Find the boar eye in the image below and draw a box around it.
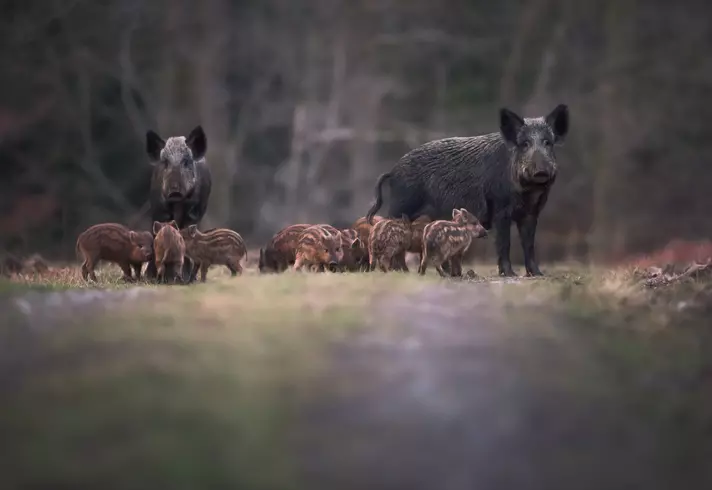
[521,140,531,151]
[542,139,552,148]
[183,159,191,167]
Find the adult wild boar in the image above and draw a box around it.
[143,125,212,281]
[366,104,569,277]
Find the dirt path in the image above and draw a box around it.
[294,281,707,490]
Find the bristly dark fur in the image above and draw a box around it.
[366,104,569,277]
[145,126,212,282]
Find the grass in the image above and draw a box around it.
[0,262,433,490]
[2,257,712,488]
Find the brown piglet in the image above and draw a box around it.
[76,223,154,282]
[368,215,412,272]
[293,225,344,272]
[153,220,186,284]
[181,225,247,282]
[352,215,383,270]
[338,228,364,272]
[418,208,487,277]
[259,224,311,273]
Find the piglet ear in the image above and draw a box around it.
[188,224,198,237]
[146,130,165,163]
[129,231,138,243]
[351,237,361,249]
[452,209,461,220]
[168,220,179,230]
[152,221,163,234]
[186,125,207,160]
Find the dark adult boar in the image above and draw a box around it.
[366,105,569,277]
[144,126,212,281]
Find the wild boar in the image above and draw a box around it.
[368,216,412,272]
[338,228,364,272]
[352,215,384,271]
[259,224,312,273]
[405,215,432,266]
[75,223,153,282]
[293,225,344,272]
[315,224,360,272]
[418,208,487,277]
[153,220,186,284]
[145,126,212,282]
[366,104,569,277]
[181,225,247,282]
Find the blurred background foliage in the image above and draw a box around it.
[1,0,711,262]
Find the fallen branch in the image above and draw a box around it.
[639,260,712,288]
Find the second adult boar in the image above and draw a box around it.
[145,126,212,281]
[366,104,569,277]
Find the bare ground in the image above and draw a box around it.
[2,265,712,489]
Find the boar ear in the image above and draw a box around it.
[152,221,163,234]
[499,107,524,145]
[545,104,569,143]
[146,130,165,162]
[186,125,207,160]
[168,220,179,230]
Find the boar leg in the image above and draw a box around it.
[145,260,159,281]
[189,261,200,282]
[393,252,409,273]
[199,263,209,283]
[418,252,429,275]
[494,210,516,277]
[516,214,543,277]
[449,252,464,278]
[119,262,134,282]
[156,261,166,283]
[81,257,93,281]
[131,262,143,280]
[226,258,241,276]
[174,258,185,284]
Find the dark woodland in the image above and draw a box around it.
[2,0,711,264]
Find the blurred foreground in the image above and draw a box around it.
[2,262,712,489]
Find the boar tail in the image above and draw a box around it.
[366,172,391,225]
